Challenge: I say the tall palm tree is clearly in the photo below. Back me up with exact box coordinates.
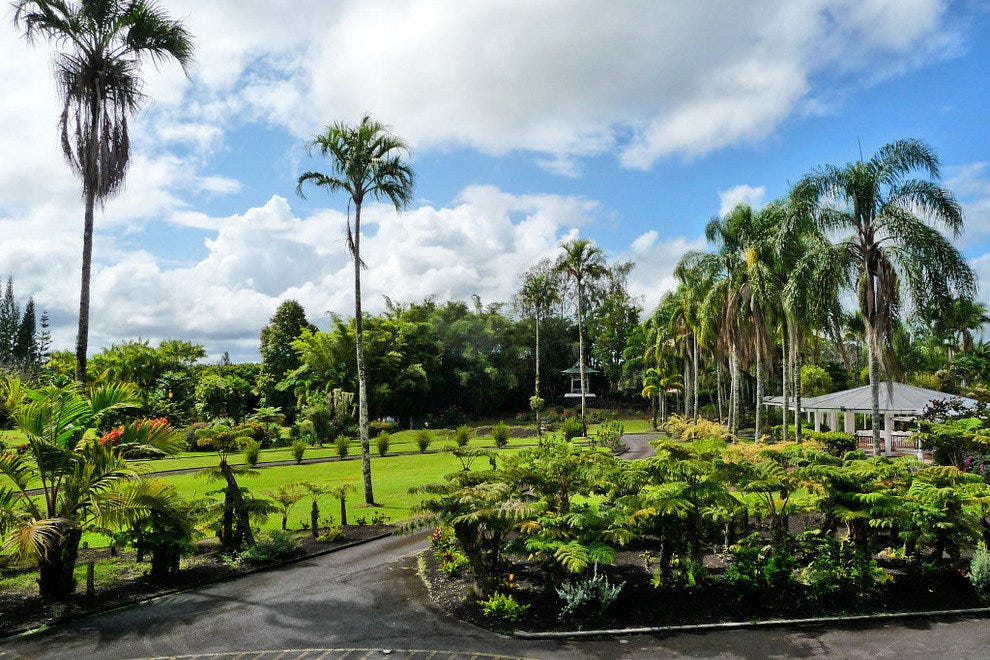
[798,139,975,454]
[555,239,608,437]
[13,0,193,383]
[297,115,414,505]
[517,262,561,437]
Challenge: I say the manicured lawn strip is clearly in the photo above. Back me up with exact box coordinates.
[158,446,523,533]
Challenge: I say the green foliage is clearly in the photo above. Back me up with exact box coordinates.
[914,417,990,469]
[800,364,833,397]
[453,424,472,447]
[259,301,315,421]
[242,440,261,467]
[591,420,624,450]
[491,421,510,448]
[416,429,432,453]
[239,529,301,563]
[970,543,990,602]
[478,592,529,622]
[317,526,345,542]
[334,435,352,458]
[529,395,546,412]
[800,532,889,599]
[555,563,625,619]
[291,440,308,463]
[812,431,857,457]
[559,417,582,441]
[195,373,254,423]
[376,431,391,456]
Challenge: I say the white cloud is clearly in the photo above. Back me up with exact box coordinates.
[947,162,990,238]
[112,0,967,170]
[623,236,708,313]
[0,187,601,360]
[718,185,767,217]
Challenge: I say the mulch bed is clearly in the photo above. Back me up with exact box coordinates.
[0,524,393,637]
[418,545,984,634]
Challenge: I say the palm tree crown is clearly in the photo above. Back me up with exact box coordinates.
[13,0,193,382]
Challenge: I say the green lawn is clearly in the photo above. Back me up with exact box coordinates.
[158,445,519,533]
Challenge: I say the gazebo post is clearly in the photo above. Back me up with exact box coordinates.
[843,408,855,436]
[813,411,821,432]
[884,412,894,457]
[829,410,838,433]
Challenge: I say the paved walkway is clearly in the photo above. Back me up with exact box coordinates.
[618,433,662,459]
[4,533,990,659]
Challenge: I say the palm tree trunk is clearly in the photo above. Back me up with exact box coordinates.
[716,358,724,423]
[793,326,803,443]
[75,93,101,383]
[683,343,691,418]
[353,201,375,505]
[37,522,82,602]
[692,333,699,421]
[781,323,789,443]
[754,349,762,442]
[577,280,588,437]
[867,323,882,455]
[534,309,541,438]
[730,345,741,436]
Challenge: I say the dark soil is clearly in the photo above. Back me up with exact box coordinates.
[419,545,984,634]
[0,524,393,637]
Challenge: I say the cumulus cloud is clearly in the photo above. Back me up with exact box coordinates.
[718,184,767,217]
[34,0,958,171]
[947,162,990,238]
[0,187,607,360]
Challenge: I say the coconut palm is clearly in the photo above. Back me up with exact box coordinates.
[797,139,975,454]
[0,381,185,601]
[555,239,608,437]
[297,115,414,505]
[13,0,193,383]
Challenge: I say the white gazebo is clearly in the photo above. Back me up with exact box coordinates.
[765,382,977,457]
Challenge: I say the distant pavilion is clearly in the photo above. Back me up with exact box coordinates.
[764,382,977,458]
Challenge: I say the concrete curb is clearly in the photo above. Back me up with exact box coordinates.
[512,606,990,639]
[2,529,397,641]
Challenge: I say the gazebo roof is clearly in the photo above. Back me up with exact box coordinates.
[561,362,599,375]
[795,382,977,415]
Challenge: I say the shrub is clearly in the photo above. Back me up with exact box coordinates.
[291,440,307,464]
[971,543,990,602]
[317,526,346,543]
[592,420,624,450]
[334,435,352,459]
[416,429,432,453]
[376,431,391,456]
[814,431,856,456]
[556,563,625,618]
[369,418,397,434]
[183,422,210,450]
[560,417,583,441]
[478,592,529,622]
[242,439,261,467]
[440,549,470,577]
[491,421,510,448]
[453,424,472,447]
[240,530,300,563]
[355,511,391,525]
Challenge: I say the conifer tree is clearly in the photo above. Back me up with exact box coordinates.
[13,298,38,365]
[0,277,19,364]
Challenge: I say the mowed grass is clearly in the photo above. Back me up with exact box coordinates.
[158,445,519,533]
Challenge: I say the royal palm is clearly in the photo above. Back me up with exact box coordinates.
[13,0,193,382]
[297,115,414,505]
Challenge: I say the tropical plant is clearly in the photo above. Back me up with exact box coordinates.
[0,381,184,600]
[517,261,561,437]
[264,483,306,530]
[325,483,356,526]
[555,239,608,436]
[195,424,264,553]
[796,139,976,454]
[297,114,414,505]
[13,0,193,382]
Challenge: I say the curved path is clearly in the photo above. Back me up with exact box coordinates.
[3,533,990,659]
[618,433,661,460]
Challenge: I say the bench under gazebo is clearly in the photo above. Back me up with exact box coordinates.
[765,382,977,458]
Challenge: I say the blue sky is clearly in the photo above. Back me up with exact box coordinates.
[1,1,989,360]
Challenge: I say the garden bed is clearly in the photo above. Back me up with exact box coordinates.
[418,545,984,634]
[0,524,393,637]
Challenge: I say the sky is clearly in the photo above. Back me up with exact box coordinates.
[1,0,990,362]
